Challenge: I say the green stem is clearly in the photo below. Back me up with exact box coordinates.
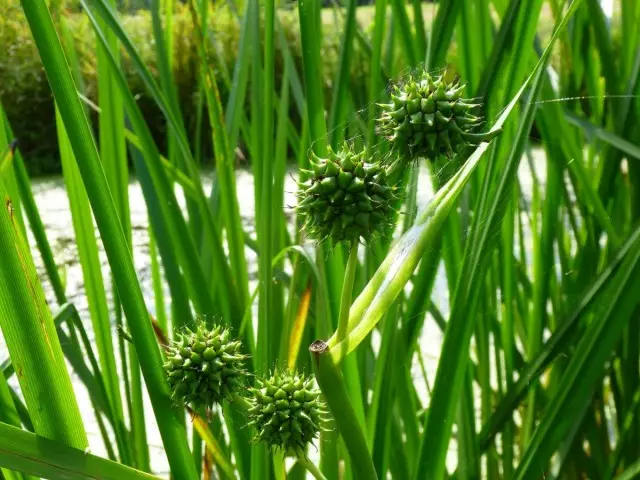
[310,341,377,480]
[298,456,329,480]
[298,0,328,157]
[336,241,359,342]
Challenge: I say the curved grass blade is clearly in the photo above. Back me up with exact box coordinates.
[0,363,28,480]
[56,107,132,464]
[88,1,135,464]
[86,0,242,319]
[413,3,583,478]
[0,174,87,450]
[514,228,640,479]
[478,207,640,452]
[0,423,159,480]
[565,111,640,161]
[189,410,236,480]
[0,114,66,306]
[82,1,236,319]
[187,0,250,305]
[3,303,107,414]
[616,457,640,480]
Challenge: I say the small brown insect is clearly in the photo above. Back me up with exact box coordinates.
[5,198,14,220]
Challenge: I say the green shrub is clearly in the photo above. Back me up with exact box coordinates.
[0,2,366,173]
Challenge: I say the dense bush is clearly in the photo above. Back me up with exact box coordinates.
[0,2,367,173]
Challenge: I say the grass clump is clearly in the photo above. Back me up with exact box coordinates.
[2,1,640,480]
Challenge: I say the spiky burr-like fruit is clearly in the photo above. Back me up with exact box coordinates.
[296,143,397,243]
[248,371,328,457]
[378,72,497,160]
[163,323,247,409]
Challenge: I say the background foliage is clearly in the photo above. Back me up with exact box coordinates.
[0,0,373,172]
[2,0,640,479]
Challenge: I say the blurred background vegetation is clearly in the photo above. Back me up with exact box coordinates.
[0,0,568,175]
[1,0,365,173]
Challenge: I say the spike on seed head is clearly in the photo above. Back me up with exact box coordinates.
[378,71,498,161]
[163,321,248,410]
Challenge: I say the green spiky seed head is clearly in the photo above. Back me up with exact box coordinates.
[378,72,497,160]
[296,143,397,243]
[248,370,329,457]
[164,322,247,409]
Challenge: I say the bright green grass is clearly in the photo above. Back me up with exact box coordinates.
[1,1,640,480]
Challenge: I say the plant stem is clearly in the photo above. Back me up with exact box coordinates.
[298,455,329,480]
[336,241,359,342]
[310,341,377,480]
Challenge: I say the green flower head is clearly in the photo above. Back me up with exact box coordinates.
[378,71,498,161]
[248,370,329,457]
[296,143,397,244]
[164,322,247,409]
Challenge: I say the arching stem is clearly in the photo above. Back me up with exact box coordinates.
[298,455,328,480]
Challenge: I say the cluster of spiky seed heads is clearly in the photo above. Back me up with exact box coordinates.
[378,72,496,160]
[296,143,398,243]
[164,323,328,457]
[164,70,495,461]
[295,70,497,245]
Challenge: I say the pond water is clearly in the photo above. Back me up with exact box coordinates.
[0,153,544,476]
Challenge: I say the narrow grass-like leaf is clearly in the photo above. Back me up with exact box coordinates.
[428,0,462,68]
[0,365,28,480]
[187,1,250,306]
[328,0,357,145]
[366,0,388,148]
[56,108,131,463]
[0,423,159,480]
[88,0,242,319]
[389,0,417,65]
[189,411,236,480]
[514,228,640,478]
[0,174,86,449]
[83,2,235,318]
[287,284,312,370]
[298,0,328,156]
[89,0,133,463]
[0,112,65,305]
